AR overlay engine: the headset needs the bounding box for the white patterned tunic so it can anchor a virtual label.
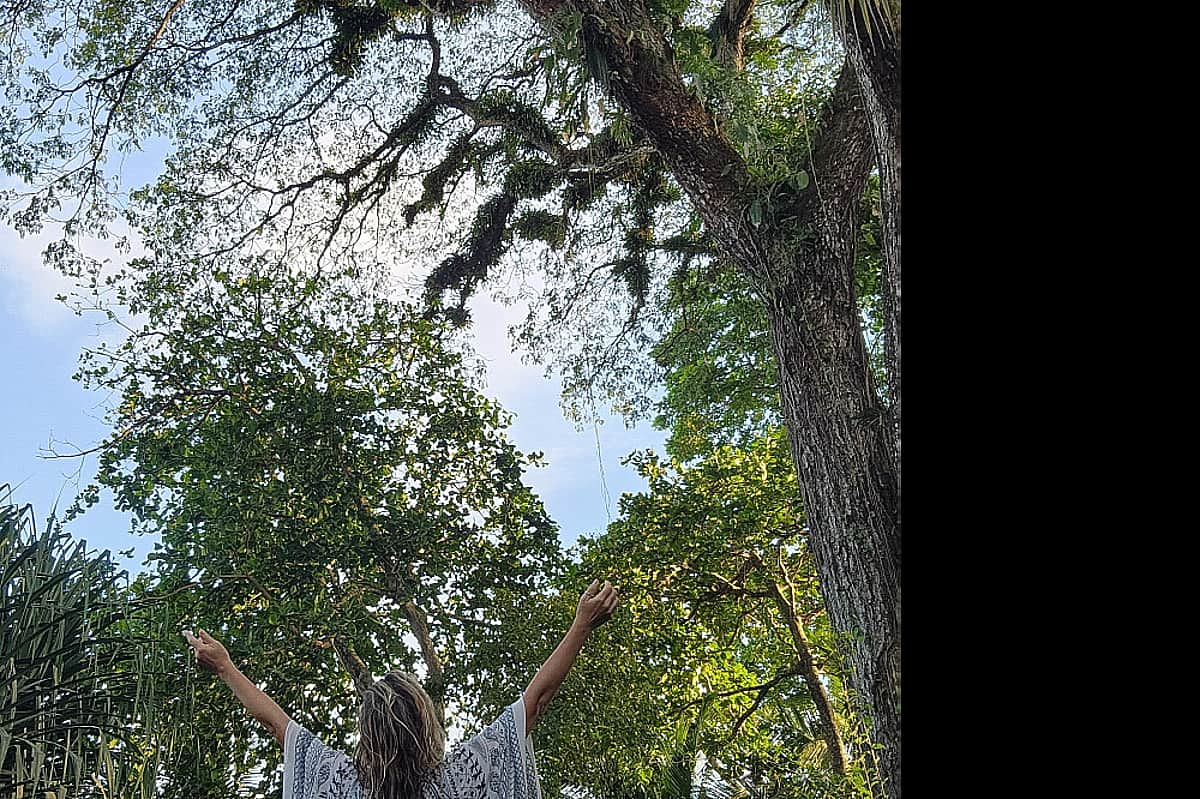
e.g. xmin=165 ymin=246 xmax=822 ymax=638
xmin=282 ymin=695 xmax=541 ymax=799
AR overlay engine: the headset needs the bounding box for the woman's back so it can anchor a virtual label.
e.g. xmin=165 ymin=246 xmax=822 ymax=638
xmin=187 ymin=580 xmax=617 ymax=799
xmin=284 ymin=694 xmax=540 ymax=799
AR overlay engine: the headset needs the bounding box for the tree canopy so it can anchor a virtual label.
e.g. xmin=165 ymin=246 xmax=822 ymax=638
xmin=1 ymin=0 xmax=844 ymax=418
xmin=3 ymin=0 xmax=902 ymax=793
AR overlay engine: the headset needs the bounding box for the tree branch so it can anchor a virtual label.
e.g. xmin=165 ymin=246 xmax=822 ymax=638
xmin=706 ymin=0 xmax=757 ymax=69
xmin=671 ymin=665 xmax=800 ymax=715
xmin=749 ymin=551 xmax=849 ymax=775
xmin=437 ymin=75 xmax=569 ymax=165
xmin=332 ymin=635 xmax=375 ymax=697
xmin=518 ymin=0 xmax=763 ymax=274
xmin=788 ymin=56 xmax=874 ymax=241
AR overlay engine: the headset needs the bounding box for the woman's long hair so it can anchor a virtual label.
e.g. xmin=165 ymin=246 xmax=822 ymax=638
xmin=354 ymin=671 xmax=445 ymax=799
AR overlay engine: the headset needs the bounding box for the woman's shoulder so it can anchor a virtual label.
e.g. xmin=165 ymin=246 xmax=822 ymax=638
xmin=286 ymin=721 xmax=363 ymax=799
xmin=424 ymin=738 xmax=488 ymax=797
xmin=422 ymin=698 xmax=526 ymax=798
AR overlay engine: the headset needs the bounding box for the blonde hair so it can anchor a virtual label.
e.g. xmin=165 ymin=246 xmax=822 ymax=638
xmin=354 ymin=671 xmax=445 ymax=799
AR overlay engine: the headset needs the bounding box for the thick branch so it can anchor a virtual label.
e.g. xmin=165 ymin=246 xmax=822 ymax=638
xmin=332 ymin=635 xmax=375 ymax=697
xmin=787 ymin=58 xmax=874 ymax=244
xmin=511 ymin=0 xmax=784 ymax=285
xmin=519 ymin=0 xmax=876 ymax=289
xmin=706 ymin=0 xmax=757 ymax=69
xmin=839 ymin=1 xmax=901 ymax=482
xmin=438 ymin=76 xmax=568 ymax=164
xmin=381 ymin=564 xmax=448 ymax=728
xmin=750 ymin=553 xmax=848 ymax=775
xmin=402 ymin=598 xmax=447 ymax=728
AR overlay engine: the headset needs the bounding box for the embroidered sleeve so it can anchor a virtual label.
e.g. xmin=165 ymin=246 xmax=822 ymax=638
xmin=430 ymin=695 xmax=540 ymax=799
xmin=283 ymin=719 xmax=362 ymax=799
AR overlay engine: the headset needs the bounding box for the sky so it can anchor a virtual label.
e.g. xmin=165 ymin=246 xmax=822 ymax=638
xmin=0 ymin=186 xmax=668 ymax=574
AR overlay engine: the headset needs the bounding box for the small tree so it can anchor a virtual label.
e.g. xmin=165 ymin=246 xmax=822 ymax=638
xmin=66 ymin=263 xmax=565 ymax=794
xmin=468 ymin=433 xmax=877 ymax=798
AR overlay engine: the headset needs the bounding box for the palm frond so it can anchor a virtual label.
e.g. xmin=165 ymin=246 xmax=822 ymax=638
xmin=824 ymin=0 xmax=898 ymax=39
xmin=0 ymin=485 xmax=178 ymax=798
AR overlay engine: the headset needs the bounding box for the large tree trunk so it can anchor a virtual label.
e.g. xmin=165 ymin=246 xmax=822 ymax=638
xmin=760 ymin=236 xmax=901 ymax=797
xmin=838 ymin=27 xmax=902 ymax=790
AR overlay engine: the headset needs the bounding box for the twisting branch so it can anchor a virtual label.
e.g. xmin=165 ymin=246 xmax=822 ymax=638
xmin=706 ymin=0 xmax=757 ymax=69
xmin=748 ymin=551 xmax=848 ymax=775
xmin=332 ymin=635 xmax=375 ymax=697
xmin=518 ymin=0 xmax=764 ymax=275
xmin=149 ymin=0 xmax=187 ymax=47
xmin=437 ymin=75 xmax=568 ymax=165
xmin=671 ymin=665 xmax=800 ymax=716
xmin=724 ymin=665 xmax=788 ymax=744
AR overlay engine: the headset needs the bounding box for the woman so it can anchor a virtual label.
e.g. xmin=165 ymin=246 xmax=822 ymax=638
xmin=184 ymin=579 xmax=618 ymax=799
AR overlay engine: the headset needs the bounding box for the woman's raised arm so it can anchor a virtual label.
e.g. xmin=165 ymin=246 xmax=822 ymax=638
xmin=522 ymin=579 xmax=619 ymax=735
xmin=183 ymin=629 xmax=292 ymax=745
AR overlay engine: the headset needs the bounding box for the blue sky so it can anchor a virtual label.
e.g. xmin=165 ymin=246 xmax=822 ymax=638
xmin=1 ymin=199 xmax=667 ymax=572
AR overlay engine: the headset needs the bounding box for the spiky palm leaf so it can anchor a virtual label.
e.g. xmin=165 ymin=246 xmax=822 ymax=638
xmin=1 ymin=486 xmax=180 ymax=798
xmin=823 ymin=0 xmax=899 ymax=39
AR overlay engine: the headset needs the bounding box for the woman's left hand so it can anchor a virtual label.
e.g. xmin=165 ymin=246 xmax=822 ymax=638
xmin=184 ymin=629 xmax=233 ymax=676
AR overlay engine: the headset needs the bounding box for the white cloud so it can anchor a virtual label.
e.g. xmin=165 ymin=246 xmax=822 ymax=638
xmin=0 ymin=202 xmax=149 ymax=347
xmin=466 ymin=290 xmax=551 ymax=408
xmin=0 ymin=225 xmax=80 ymax=335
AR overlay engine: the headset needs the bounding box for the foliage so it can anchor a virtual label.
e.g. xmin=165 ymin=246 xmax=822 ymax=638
xmin=651 ymin=174 xmax=885 ymax=462
xmin=0 ymin=487 xmax=182 ymax=798
xmin=476 ymin=433 xmax=874 ymax=798
xmin=66 ymin=262 xmax=566 ymax=795
xmin=652 ymin=261 xmax=780 ymax=462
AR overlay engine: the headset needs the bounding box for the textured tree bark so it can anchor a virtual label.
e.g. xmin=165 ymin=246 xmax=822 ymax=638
xmin=838 ymin=21 xmax=902 ymax=790
xmin=841 ymin=4 xmax=902 ymax=485
xmin=760 ymin=239 xmax=900 ymax=798
xmin=707 ymin=0 xmax=758 ymax=69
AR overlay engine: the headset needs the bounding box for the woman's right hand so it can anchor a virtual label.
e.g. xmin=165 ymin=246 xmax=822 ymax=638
xmin=573 ymin=579 xmax=619 ymax=632
xmin=184 ymin=629 xmax=234 ymax=676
